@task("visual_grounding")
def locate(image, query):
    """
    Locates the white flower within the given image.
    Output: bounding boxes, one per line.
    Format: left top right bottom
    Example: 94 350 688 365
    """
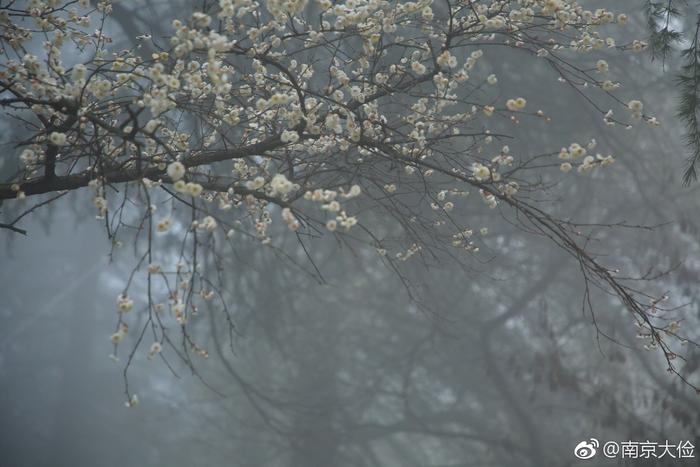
560 162 573 173
668 321 681 334
281 130 299 143
485 15 505 29
126 394 139 407
117 294 134 313
71 64 87 81
167 161 186 181
270 93 289 105
601 80 619 92
596 60 609 73
646 116 660 127
437 51 457 68
411 61 426 75
506 97 527 110
270 173 295 195
322 200 341 212
192 12 212 28
487 74 498 85
199 215 217 231
156 217 173 232
201 290 215 300
110 332 124 344
174 180 188 193
49 132 67 146
597 153 615 166
325 114 343 133
20 149 36 165
578 155 596 173
281 207 300 231
503 182 518 197
481 191 497 209
144 119 160 133
472 163 491 181
627 100 643 113
342 184 361 198
148 342 162 358
632 40 647 52
569 143 586 158
350 86 364 101
337 212 358 229
246 176 266 190
186 182 203 197
326 219 337 231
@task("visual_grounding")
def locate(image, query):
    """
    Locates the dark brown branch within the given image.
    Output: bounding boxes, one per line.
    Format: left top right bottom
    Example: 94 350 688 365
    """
0 135 286 200
0 222 27 235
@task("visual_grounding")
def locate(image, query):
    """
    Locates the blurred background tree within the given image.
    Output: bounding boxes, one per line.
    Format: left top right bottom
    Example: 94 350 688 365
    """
1 1 699 466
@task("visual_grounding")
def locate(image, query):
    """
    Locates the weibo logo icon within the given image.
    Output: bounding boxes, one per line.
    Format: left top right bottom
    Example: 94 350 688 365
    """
574 438 599 460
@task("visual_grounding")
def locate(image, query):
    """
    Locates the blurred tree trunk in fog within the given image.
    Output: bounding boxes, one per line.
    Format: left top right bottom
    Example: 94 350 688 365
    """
289 313 340 467
479 263 564 466
47 229 101 465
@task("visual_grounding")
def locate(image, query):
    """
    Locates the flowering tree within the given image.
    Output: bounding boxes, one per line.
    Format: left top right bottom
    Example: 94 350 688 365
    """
1 0 697 403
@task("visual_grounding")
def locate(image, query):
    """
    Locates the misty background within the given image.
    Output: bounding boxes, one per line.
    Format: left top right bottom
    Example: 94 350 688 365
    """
1 1 700 466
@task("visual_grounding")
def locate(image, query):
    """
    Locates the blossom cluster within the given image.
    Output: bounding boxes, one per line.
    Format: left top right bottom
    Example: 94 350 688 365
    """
0 0 674 401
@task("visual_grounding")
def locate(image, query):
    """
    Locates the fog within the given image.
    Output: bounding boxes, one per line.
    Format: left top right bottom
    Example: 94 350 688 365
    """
1 1 699 466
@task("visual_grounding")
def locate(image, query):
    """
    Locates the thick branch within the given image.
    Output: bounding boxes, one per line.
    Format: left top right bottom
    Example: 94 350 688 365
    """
0 135 285 200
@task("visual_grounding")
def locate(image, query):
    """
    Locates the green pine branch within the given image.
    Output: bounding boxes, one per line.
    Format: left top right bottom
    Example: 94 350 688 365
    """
678 16 700 185
646 0 685 64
